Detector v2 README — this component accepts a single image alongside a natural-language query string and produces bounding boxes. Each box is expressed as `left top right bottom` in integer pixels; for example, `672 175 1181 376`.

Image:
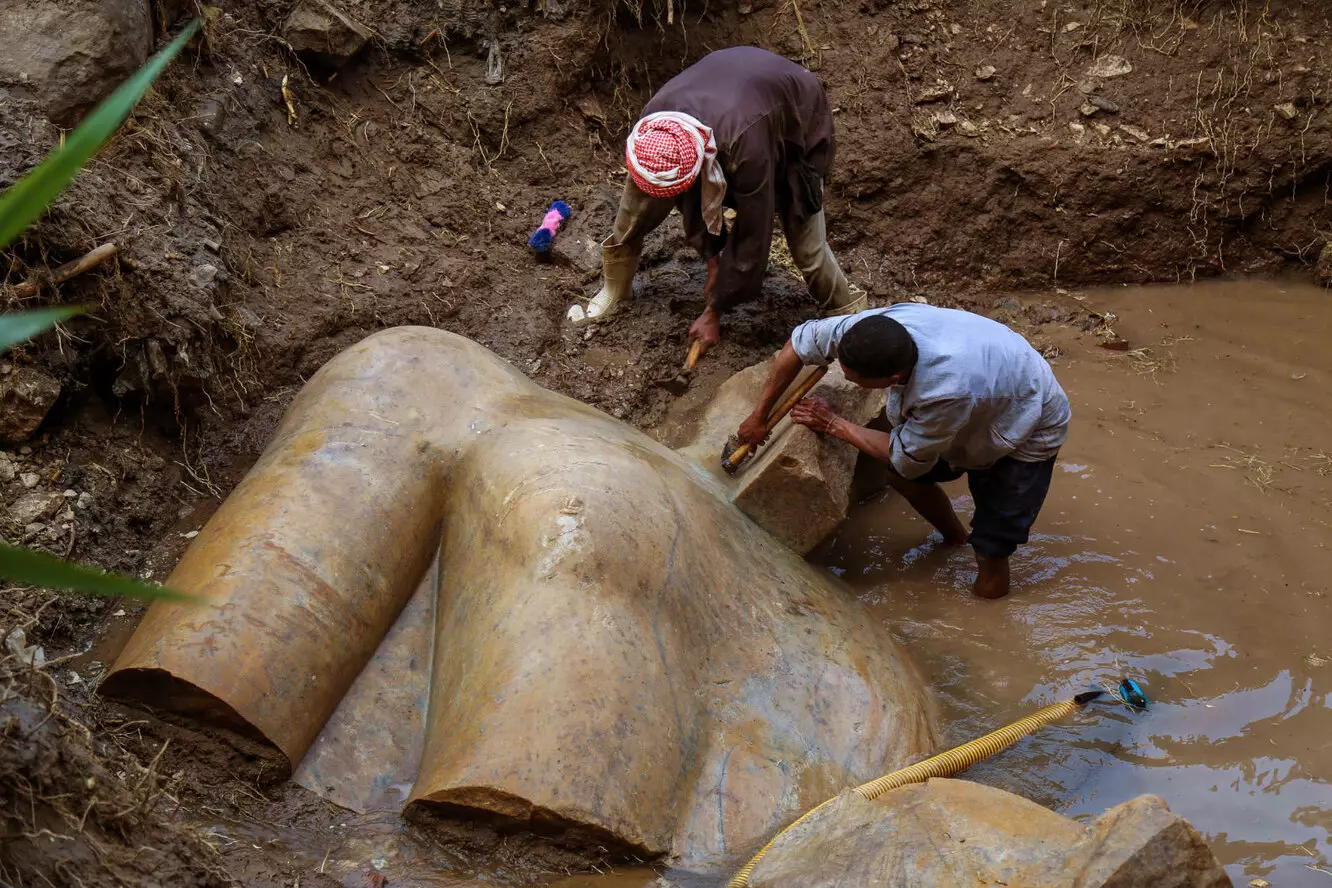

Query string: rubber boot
567 239 641 325
821 281 869 317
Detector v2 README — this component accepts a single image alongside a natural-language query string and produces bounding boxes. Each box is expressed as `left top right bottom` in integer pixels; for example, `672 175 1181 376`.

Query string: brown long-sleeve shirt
642 46 836 312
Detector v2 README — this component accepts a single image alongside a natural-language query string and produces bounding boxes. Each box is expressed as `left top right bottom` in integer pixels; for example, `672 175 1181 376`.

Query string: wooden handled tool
684 339 704 370
721 365 829 474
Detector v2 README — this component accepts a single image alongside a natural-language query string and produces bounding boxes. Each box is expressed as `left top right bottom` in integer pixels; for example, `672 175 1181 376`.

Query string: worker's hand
689 306 722 349
791 396 839 435
737 410 771 448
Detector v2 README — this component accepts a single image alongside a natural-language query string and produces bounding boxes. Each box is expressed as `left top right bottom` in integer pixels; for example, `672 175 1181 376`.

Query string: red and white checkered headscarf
626 111 728 235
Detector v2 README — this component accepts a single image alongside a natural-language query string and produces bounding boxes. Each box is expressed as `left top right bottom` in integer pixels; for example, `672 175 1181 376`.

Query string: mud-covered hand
791 396 839 435
736 410 772 448
688 306 722 348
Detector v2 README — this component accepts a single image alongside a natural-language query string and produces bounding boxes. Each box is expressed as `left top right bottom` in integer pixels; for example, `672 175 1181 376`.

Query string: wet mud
815 281 1332 886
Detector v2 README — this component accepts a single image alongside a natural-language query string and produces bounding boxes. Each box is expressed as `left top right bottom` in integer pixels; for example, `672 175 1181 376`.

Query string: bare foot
973 553 1010 599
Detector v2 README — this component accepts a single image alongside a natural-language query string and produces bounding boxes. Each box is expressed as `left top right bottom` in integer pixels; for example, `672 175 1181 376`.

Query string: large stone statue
101 327 936 865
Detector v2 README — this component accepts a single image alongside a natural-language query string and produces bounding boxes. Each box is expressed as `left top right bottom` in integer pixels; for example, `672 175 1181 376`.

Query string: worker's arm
688 257 723 347
736 340 805 446
792 395 974 479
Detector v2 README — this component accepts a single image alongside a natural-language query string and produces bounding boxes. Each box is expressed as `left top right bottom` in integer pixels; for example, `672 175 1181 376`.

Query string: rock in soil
1317 243 1332 286
0 365 61 443
0 0 151 125
6 490 62 525
1086 55 1134 79
283 0 371 66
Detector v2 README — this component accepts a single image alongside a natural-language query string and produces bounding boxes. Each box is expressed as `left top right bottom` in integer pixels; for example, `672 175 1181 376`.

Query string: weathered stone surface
749 779 1231 888
282 0 371 64
0 366 61 443
102 328 935 865
1086 55 1133 79
679 355 886 554
1315 242 1332 286
1075 795 1232 888
0 0 151 125
7 491 61 526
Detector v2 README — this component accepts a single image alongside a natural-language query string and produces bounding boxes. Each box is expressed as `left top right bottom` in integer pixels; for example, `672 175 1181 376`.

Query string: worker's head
626 112 708 198
837 315 918 388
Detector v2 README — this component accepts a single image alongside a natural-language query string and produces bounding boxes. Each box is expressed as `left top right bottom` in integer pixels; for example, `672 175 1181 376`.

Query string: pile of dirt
0 638 230 887
2 0 1331 883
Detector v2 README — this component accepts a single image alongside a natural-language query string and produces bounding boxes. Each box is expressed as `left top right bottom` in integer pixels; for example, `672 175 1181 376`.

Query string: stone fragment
0 0 151 125
20 473 40 489
1075 794 1232 887
748 779 1231 888
282 0 371 64
1315 242 1332 286
1086 55 1133 79
7 491 61 525
4 627 44 666
679 358 886 554
914 79 954 104
1120 124 1151 143
0 367 61 443
189 263 219 288
974 65 996 81
1274 102 1298 120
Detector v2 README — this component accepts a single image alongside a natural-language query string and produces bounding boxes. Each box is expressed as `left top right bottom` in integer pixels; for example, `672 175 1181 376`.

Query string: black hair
837 314 918 379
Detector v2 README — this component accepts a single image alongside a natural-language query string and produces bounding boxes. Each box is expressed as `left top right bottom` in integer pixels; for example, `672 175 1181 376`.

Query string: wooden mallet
720 365 829 474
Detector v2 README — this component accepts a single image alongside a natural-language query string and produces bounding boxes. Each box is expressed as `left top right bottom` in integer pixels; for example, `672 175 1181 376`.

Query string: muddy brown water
814 281 1332 886
141 282 1332 887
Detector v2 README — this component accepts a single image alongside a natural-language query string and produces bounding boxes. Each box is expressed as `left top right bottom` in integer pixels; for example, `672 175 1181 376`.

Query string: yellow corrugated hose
725 691 1104 888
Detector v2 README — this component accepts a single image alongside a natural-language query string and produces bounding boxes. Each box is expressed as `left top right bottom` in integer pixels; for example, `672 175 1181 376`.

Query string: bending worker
567 46 866 348
736 304 1071 599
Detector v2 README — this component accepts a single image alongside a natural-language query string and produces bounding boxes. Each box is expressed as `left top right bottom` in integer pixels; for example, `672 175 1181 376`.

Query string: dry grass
1209 443 1276 493
1116 345 1177 379
768 231 804 281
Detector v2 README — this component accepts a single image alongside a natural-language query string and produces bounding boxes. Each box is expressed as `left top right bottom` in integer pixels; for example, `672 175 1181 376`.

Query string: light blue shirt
790 304 1071 479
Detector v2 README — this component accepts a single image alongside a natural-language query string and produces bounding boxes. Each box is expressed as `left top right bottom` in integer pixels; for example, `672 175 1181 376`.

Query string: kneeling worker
736 304 1071 599
567 46 866 348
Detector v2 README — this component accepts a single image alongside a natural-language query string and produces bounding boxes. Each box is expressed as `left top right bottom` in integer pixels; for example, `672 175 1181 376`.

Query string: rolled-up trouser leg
784 206 867 316
568 181 674 324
